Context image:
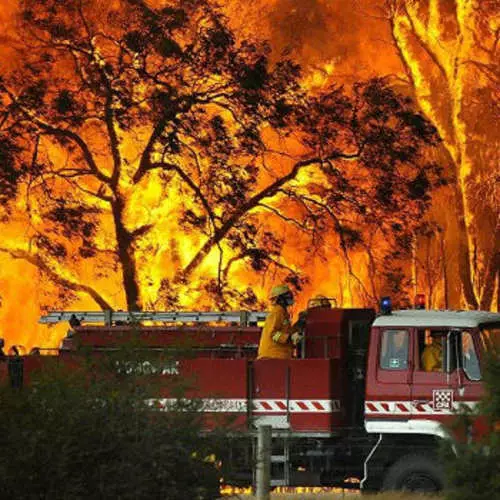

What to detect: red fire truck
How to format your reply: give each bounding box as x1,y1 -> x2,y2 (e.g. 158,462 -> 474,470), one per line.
3,301 -> 500,493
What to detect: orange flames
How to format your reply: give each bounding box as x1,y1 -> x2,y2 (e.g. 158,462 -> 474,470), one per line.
0,1 -> 497,350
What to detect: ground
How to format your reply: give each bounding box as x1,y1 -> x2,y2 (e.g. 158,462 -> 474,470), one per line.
221,490 -> 444,499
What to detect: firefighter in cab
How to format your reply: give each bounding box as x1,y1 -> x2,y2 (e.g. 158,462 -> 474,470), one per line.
257,284 -> 302,359
422,331 -> 444,372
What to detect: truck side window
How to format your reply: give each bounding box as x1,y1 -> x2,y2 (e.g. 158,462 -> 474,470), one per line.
418,329 -> 446,372
380,329 -> 408,370
462,332 -> 481,381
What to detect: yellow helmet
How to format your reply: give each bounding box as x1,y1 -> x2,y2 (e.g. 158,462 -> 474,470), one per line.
269,284 -> 292,300
308,295 -> 331,309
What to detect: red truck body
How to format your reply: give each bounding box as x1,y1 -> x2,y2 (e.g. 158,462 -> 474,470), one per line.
2,306 -> 499,492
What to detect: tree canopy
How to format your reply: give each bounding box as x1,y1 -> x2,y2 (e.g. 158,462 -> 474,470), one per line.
0,0 -> 442,311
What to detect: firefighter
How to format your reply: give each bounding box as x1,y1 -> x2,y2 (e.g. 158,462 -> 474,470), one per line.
292,294 -> 331,334
421,332 -> 444,372
308,295 -> 331,309
69,314 -> 81,328
257,284 -> 302,359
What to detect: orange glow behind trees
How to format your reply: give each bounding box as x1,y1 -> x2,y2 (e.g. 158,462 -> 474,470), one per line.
387,0 -> 499,311
0,0 -> 496,349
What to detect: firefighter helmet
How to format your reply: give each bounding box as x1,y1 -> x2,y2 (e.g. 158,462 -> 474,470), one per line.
308,295 -> 331,309
269,284 -> 292,300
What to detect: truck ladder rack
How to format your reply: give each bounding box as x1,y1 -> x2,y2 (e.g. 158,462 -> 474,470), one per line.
39,310 -> 268,327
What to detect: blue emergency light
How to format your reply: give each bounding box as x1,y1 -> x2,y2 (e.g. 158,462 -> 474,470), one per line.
380,296 -> 392,315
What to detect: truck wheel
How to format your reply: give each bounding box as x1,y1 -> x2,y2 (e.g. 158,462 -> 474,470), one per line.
382,454 -> 444,493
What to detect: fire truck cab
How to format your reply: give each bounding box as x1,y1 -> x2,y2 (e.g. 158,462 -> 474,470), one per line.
3,305 -> 500,492
361,308 -> 499,492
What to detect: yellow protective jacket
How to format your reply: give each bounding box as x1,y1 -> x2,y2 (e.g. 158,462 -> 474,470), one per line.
257,304 -> 293,359
421,341 -> 443,372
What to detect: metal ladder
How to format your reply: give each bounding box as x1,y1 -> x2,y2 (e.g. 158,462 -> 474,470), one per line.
270,435 -> 291,487
39,310 -> 267,327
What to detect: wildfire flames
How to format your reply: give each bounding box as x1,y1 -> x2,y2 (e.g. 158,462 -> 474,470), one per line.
0,0 -> 498,350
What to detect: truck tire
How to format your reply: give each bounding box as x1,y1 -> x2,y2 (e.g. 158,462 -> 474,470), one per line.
382,454 -> 444,493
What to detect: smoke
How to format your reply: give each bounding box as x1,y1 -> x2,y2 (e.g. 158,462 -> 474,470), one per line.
226,0 -> 402,81
0,3 -> 21,71
267,0 -> 338,63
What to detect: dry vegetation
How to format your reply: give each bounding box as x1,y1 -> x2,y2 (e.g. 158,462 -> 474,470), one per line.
222,491 -> 444,499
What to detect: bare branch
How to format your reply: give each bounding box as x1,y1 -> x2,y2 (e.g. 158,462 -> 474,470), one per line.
76,2 -> 123,186
133,115 -> 171,183
401,3 -> 448,81
66,180 -> 113,203
0,247 -> 113,310
176,152 -> 360,281
148,160 -> 217,228
257,203 -> 311,233
1,84 -> 111,185
462,59 -> 499,85
130,224 -> 153,240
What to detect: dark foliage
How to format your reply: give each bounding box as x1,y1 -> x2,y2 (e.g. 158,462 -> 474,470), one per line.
0,350 -> 223,499
443,351 -> 500,500
0,137 -> 25,210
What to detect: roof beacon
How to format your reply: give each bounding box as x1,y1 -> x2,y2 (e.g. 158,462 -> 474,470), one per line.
380,296 -> 392,315
415,294 -> 426,310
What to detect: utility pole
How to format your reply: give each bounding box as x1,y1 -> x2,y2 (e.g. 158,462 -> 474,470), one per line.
255,425 -> 272,500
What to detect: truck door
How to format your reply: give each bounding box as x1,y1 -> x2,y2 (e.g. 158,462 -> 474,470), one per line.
365,328 -> 412,420
347,320 -> 372,426
411,329 -> 459,426
454,330 -> 482,420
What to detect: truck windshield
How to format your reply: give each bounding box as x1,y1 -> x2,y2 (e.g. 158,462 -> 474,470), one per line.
480,324 -> 500,356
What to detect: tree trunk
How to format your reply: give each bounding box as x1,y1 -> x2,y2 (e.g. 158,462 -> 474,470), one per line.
411,232 -> 418,300
389,3 -> 485,310
496,268 -> 500,313
454,183 -> 479,309
112,197 -> 141,311
479,223 -> 500,310
439,230 -> 449,309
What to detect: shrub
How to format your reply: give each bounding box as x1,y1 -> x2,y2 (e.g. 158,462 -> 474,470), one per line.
444,352 -> 500,500
0,350 -> 222,499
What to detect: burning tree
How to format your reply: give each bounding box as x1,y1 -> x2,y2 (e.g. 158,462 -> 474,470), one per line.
0,0 -> 442,312
386,0 -> 500,309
